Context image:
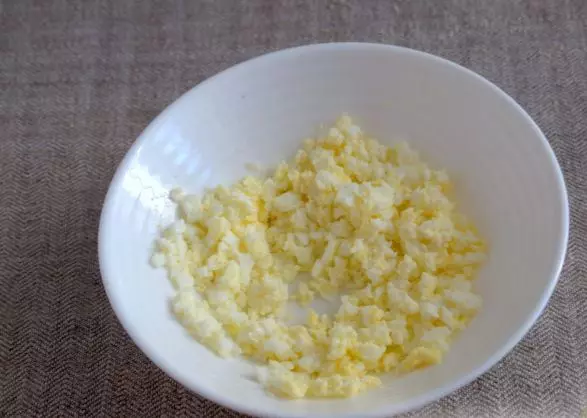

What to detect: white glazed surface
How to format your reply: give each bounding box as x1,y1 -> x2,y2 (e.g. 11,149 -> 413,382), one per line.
99,43 -> 568,418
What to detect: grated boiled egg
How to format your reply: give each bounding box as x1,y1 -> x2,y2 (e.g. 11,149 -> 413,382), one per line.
151,116 -> 486,399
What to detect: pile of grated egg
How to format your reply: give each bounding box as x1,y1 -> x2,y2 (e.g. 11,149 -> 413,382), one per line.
150,116 -> 486,399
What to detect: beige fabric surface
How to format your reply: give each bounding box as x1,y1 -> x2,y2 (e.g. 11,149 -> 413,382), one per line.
1,0 -> 586,417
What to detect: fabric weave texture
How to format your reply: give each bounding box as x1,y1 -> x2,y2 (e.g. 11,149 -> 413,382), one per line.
1,0 -> 586,417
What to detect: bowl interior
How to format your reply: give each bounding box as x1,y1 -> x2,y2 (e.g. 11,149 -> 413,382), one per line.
99,44 -> 567,418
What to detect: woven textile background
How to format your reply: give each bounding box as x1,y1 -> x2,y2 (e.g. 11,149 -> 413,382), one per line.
1,0 -> 586,417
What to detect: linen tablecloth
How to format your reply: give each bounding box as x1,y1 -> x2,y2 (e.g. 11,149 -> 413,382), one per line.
1,0 -> 585,416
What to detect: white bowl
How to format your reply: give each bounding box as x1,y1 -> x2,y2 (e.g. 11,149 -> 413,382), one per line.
99,43 -> 568,417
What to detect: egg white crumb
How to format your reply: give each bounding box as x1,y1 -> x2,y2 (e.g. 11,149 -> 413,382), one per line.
151,115 -> 486,399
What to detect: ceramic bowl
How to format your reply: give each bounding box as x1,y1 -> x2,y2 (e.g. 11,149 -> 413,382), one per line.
99,43 -> 568,417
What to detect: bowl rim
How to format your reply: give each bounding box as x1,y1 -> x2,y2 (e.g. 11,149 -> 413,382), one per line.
98,42 -> 569,418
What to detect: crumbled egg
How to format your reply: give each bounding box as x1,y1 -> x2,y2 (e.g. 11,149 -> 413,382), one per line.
151,116 -> 486,399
